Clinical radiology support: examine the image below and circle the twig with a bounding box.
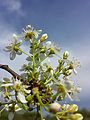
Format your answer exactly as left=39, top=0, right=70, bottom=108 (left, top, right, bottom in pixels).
left=0, top=64, right=27, bottom=84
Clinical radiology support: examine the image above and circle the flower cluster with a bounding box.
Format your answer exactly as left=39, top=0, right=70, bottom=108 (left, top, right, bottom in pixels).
left=0, top=25, right=83, bottom=120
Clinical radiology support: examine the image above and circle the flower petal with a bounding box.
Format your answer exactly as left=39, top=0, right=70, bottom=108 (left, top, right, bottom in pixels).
left=1, top=83, right=13, bottom=87
left=10, top=51, right=16, bottom=60
left=17, top=92, right=27, bottom=103
left=8, top=112, right=14, bottom=120
left=4, top=46, right=12, bottom=52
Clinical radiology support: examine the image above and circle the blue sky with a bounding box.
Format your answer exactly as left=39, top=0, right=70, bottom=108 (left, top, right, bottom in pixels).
left=0, top=0, right=90, bottom=109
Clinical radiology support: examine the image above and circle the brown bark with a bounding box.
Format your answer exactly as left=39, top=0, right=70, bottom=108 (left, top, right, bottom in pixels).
left=0, top=64, right=22, bottom=80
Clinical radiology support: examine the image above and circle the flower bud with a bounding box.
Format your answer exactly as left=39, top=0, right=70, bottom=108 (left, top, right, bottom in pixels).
left=75, top=86, right=82, bottom=93
left=25, top=31, right=34, bottom=39
left=40, top=34, right=48, bottom=42
left=49, top=102, right=61, bottom=113
left=62, top=104, right=70, bottom=110
left=58, top=59, right=64, bottom=65
left=40, top=48, right=46, bottom=53
left=49, top=48, right=55, bottom=54
left=50, top=69, right=54, bottom=75
left=63, top=51, right=69, bottom=59
left=70, top=113, right=83, bottom=120
left=68, top=104, right=78, bottom=113
left=63, top=69, right=72, bottom=76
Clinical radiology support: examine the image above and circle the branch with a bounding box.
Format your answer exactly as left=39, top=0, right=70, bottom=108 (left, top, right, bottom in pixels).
left=0, top=64, right=22, bottom=80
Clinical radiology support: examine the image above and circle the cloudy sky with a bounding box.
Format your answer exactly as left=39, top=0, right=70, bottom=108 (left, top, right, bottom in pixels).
left=0, top=0, right=90, bottom=109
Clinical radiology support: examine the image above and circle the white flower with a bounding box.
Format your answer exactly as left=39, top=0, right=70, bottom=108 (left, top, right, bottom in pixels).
left=45, top=41, right=60, bottom=56
left=22, top=25, right=42, bottom=40
left=70, top=58, right=81, bottom=74
left=14, top=79, right=22, bottom=92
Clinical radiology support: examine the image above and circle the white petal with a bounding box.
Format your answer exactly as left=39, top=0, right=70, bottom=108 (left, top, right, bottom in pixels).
left=17, top=92, right=27, bottom=103
left=73, top=68, right=77, bottom=74
left=10, top=51, right=16, bottom=60
left=1, top=83, right=13, bottom=87
left=13, top=34, right=18, bottom=40
left=24, top=89, right=31, bottom=94
left=46, top=41, right=52, bottom=46
left=8, top=112, right=14, bottom=120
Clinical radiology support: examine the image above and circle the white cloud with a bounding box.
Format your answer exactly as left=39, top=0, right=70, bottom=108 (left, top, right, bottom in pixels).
left=0, top=0, right=24, bottom=15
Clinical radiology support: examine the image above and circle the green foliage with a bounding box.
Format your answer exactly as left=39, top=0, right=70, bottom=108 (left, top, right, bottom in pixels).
left=0, top=25, right=83, bottom=120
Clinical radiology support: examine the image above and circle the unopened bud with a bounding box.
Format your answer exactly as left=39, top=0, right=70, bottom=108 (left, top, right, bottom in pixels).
left=70, top=113, right=83, bottom=120
left=49, top=48, right=55, bottom=54
left=68, top=104, right=78, bottom=113
left=75, top=86, right=82, bottom=93
left=40, top=34, right=48, bottom=42
left=63, top=51, right=69, bottom=59
left=62, top=104, right=70, bottom=110
left=63, top=69, right=72, bottom=76
left=50, top=69, right=54, bottom=75
left=49, top=102, right=61, bottom=113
